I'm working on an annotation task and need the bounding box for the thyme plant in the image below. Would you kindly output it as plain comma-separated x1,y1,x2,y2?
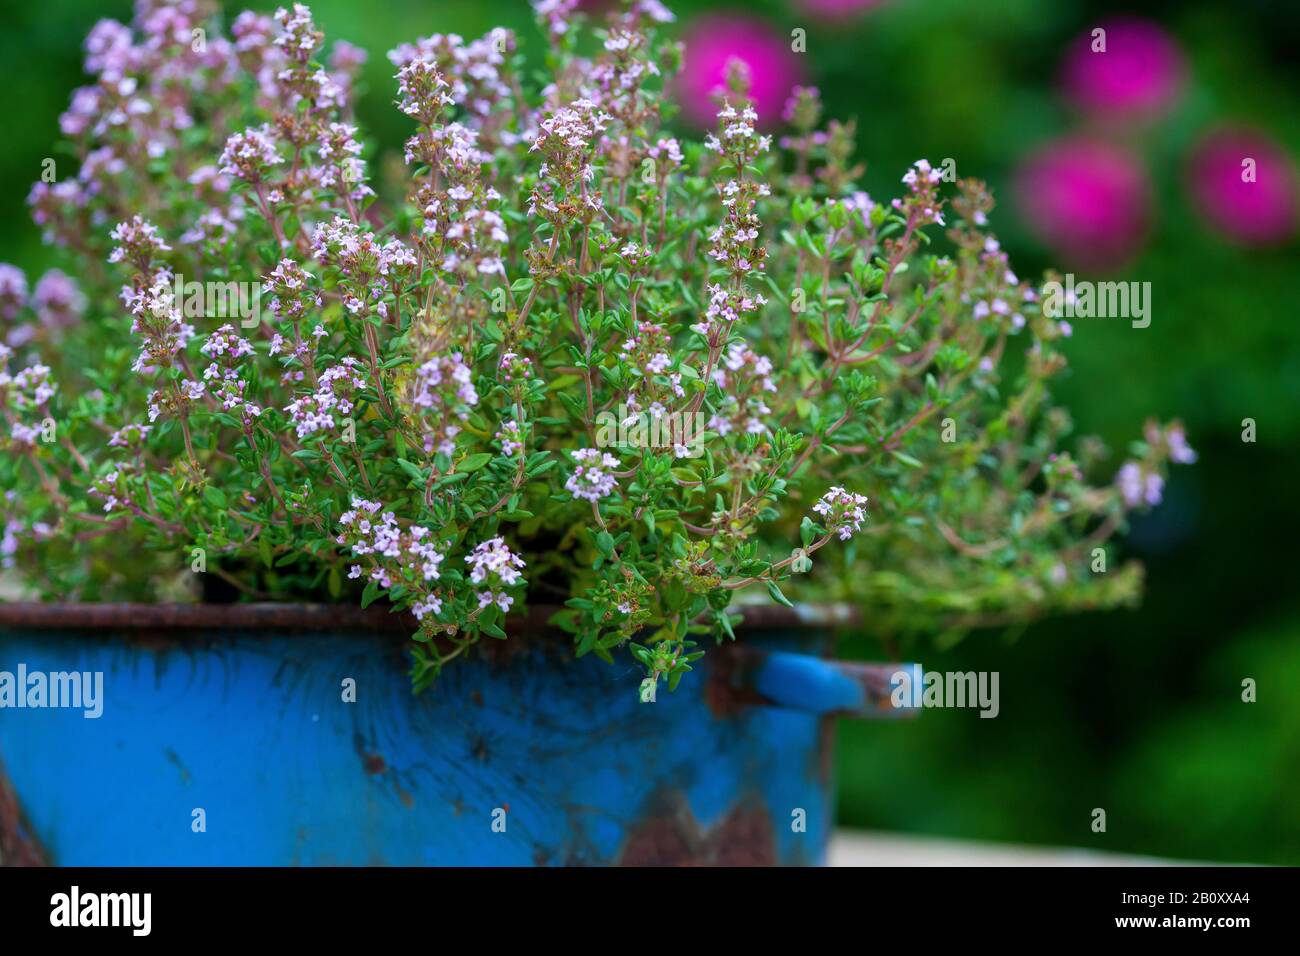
0,0,1193,694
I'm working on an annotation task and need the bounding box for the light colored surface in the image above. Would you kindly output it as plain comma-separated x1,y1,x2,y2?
829,829,1192,866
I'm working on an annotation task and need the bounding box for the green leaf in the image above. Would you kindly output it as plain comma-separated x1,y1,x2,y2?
765,580,795,608
397,458,427,482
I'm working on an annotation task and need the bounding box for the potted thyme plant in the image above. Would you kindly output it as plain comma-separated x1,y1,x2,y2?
0,0,1190,866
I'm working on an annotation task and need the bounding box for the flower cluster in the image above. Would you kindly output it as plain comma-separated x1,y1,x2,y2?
465,536,526,613
708,341,776,436
566,448,621,502
338,497,447,619
0,264,87,348
528,99,611,226
1,345,57,450
284,358,366,438
1116,420,1197,508
406,352,478,456
201,325,262,425
813,487,870,541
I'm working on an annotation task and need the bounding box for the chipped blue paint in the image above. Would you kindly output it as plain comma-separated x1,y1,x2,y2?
0,623,908,866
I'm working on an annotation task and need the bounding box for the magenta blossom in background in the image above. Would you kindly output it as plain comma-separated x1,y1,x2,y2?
1060,16,1185,123
678,15,806,129
1187,127,1298,246
1014,138,1151,269
795,0,887,20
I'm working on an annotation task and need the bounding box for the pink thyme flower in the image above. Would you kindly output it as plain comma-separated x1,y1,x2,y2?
812,487,869,541
708,341,776,436
1060,17,1185,123
1014,138,1150,269
388,28,517,131
31,270,86,332
218,124,284,184
312,217,415,315
1144,420,1198,465
395,57,455,126
890,159,947,228
337,498,447,611
264,258,321,323
1187,127,1299,246
316,122,373,204
534,0,582,38
146,378,206,423
1167,426,1197,465
465,536,526,612
837,191,876,229
0,265,28,328
274,3,324,65
108,422,152,449
122,271,196,374
527,99,611,225
407,352,478,456
1117,461,1163,508
499,351,533,382
108,215,172,269
566,447,620,502
496,420,524,457
202,325,261,423
284,357,367,438
6,360,56,408
677,15,805,130
90,468,133,514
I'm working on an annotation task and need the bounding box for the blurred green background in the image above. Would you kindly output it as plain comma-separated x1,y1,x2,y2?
2,0,1296,863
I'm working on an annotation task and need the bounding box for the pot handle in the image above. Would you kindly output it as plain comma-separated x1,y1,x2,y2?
728,648,922,719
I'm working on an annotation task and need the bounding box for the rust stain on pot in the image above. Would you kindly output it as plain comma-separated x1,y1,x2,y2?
816,717,836,786
164,747,193,784
470,734,490,762
0,759,48,867
710,802,777,866
704,644,767,718
353,733,387,775
617,792,776,866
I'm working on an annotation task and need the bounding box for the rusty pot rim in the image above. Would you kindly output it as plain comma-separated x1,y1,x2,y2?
0,601,859,637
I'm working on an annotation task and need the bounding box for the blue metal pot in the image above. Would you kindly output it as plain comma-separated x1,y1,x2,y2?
0,603,915,866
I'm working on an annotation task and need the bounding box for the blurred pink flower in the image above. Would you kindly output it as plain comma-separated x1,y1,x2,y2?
678,15,806,129
1060,17,1185,122
1187,127,1298,246
795,0,887,20
1014,138,1151,269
